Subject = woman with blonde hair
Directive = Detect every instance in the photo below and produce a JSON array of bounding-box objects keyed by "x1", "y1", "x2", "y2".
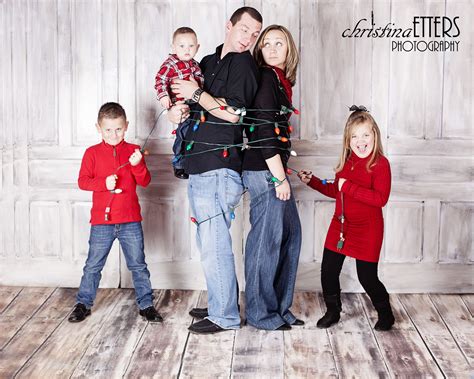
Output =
[
  {"x1": 298, "y1": 107, "x2": 395, "y2": 331},
  {"x1": 242, "y1": 25, "x2": 303, "y2": 330}
]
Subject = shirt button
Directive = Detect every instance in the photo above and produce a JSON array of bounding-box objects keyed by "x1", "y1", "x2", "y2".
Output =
[{"x1": 212, "y1": 73, "x2": 215, "y2": 76}]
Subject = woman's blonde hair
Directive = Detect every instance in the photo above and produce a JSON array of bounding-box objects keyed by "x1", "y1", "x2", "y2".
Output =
[
  {"x1": 253, "y1": 25, "x2": 299, "y2": 85},
  {"x1": 335, "y1": 111, "x2": 384, "y2": 173}
]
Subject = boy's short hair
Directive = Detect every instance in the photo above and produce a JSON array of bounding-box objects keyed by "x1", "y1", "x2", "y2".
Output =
[
  {"x1": 230, "y1": 6, "x2": 262, "y2": 25},
  {"x1": 97, "y1": 102, "x2": 127, "y2": 123},
  {"x1": 172, "y1": 27, "x2": 197, "y2": 41}
]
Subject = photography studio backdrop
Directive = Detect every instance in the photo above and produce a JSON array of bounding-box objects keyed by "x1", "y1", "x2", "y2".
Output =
[{"x1": 0, "y1": 0, "x2": 472, "y2": 292}]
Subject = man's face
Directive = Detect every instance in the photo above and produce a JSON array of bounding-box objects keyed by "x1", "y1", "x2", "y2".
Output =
[
  {"x1": 96, "y1": 117, "x2": 128, "y2": 146},
  {"x1": 225, "y1": 12, "x2": 262, "y2": 53}
]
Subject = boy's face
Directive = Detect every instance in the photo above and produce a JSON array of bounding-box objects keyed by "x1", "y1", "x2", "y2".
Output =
[
  {"x1": 96, "y1": 117, "x2": 128, "y2": 146},
  {"x1": 172, "y1": 33, "x2": 199, "y2": 61},
  {"x1": 225, "y1": 12, "x2": 262, "y2": 53}
]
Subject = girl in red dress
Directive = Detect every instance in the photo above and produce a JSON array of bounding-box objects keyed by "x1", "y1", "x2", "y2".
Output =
[{"x1": 298, "y1": 107, "x2": 395, "y2": 331}]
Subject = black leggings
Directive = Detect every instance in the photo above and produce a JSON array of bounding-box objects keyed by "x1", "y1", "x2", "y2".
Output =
[{"x1": 321, "y1": 248, "x2": 389, "y2": 304}]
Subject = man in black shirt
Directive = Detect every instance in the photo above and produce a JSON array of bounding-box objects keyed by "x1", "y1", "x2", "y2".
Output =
[{"x1": 168, "y1": 7, "x2": 262, "y2": 334}]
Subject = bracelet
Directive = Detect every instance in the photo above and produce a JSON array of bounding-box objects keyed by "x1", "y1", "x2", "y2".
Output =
[{"x1": 191, "y1": 88, "x2": 204, "y2": 103}]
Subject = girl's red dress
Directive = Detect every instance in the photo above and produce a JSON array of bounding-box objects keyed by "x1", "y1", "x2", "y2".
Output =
[{"x1": 308, "y1": 153, "x2": 391, "y2": 262}]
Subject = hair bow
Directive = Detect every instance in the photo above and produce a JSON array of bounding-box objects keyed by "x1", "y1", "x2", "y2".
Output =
[{"x1": 349, "y1": 105, "x2": 369, "y2": 112}]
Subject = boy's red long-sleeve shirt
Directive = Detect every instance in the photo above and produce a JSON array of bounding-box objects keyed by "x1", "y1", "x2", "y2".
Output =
[
  {"x1": 78, "y1": 140, "x2": 151, "y2": 225},
  {"x1": 308, "y1": 153, "x2": 391, "y2": 262}
]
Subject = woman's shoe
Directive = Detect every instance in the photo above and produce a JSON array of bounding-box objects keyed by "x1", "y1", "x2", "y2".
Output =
[{"x1": 373, "y1": 300, "x2": 395, "y2": 331}]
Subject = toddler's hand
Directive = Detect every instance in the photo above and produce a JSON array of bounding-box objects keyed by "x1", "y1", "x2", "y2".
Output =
[
  {"x1": 106, "y1": 174, "x2": 118, "y2": 190},
  {"x1": 159, "y1": 96, "x2": 172, "y2": 109},
  {"x1": 338, "y1": 178, "x2": 346, "y2": 191},
  {"x1": 167, "y1": 101, "x2": 190, "y2": 124},
  {"x1": 297, "y1": 170, "x2": 312, "y2": 184},
  {"x1": 129, "y1": 149, "x2": 143, "y2": 166}
]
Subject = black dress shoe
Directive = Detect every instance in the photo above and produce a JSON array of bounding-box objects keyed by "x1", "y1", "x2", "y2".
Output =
[
  {"x1": 276, "y1": 324, "x2": 292, "y2": 331},
  {"x1": 189, "y1": 307, "x2": 208, "y2": 319},
  {"x1": 292, "y1": 318, "x2": 305, "y2": 326},
  {"x1": 68, "y1": 303, "x2": 91, "y2": 323},
  {"x1": 174, "y1": 168, "x2": 189, "y2": 179},
  {"x1": 188, "y1": 319, "x2": 228, "y2": 334},
  {"x1": 139, "y1": 306, "x2": 163, "y2": 322}
]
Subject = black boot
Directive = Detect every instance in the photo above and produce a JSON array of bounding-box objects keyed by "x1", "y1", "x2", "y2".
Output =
[
  {"x1": 317, "y1": 293, "x2": 342, "y2": 329},
  {"x1": 373, "y1": 299, "x2": 395, "y2": 331}
]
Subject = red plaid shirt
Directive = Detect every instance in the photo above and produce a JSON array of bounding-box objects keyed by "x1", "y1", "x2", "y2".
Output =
[{"x1": 154, "y1": 54, "x2": 204, "y2": 102}]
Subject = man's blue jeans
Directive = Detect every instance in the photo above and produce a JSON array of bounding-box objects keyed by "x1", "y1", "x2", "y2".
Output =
[
  {"x1": 243, "y1": 170, "x2": 302, "y2": 330},
  {"x1": 76, "y1": 222, "x2": 154, "y2": 310},
  {"x1": 188, "y1": 168, "x2": 243, "y2": 329}
]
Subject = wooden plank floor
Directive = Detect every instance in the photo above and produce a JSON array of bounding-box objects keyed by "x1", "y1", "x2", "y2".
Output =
[{"x1": 0, "y1": 288, "x2": 472, "y2": 378}]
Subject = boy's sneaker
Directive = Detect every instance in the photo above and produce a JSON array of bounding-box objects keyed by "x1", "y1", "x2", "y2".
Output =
[
  {"x1": 139, "y1": 306, "x2": 163, "y2": 322},
  {"x1": 174, "y1": 168, "x2": 189, "y2": 179},
  {"x1": 68, "y1": 303, "x2": 91, "y2": 323}
]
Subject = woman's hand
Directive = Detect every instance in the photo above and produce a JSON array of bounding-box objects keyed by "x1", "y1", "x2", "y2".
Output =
[
  {"x1": 167, "y1": 101, "x2": 190, "y2": 124},
  {"x1": 338, "y1": 178, "x2": 346, "y2": 191},
  {"x1": 297, "y1": 170, "x2": 312, "y2": 184},
  {"x1": 275, "y1": 179, "x2": 291, "y2": 201}
]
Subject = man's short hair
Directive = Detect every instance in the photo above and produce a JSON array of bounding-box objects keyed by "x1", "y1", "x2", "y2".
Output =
[
  {"x1": 173, "y1": 27, "x2": 197, "y2": 41},
  {"x1": 230, "y1": 6, "x2": 262, "y2": 25},
  {"x1": 97, "y1": 102, "x2": 127, "y2": 123}
]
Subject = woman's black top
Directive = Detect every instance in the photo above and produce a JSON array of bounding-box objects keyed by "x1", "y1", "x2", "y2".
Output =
[{"x1": 242, "y1": 67, "x2": 292, "y2": 171}]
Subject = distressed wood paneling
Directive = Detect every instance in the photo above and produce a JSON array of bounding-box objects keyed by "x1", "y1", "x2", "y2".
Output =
[
  {"x1": 384, "y1": 202, "x2": 423, "y2": 263},
  {"x1": 439, "y1": 202, "x2": 473, "y2": 263},
  {"x1": 0, "y1": 0, "x2": 472, "y2": 292}
]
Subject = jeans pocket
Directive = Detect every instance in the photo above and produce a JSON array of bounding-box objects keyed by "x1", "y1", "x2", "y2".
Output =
[
  {"x1": 225, "y1": 170, "x2": 243, "y2": 207},
  {"x1": 189, "y1": 172, "x2": 218, "y2": 198}
]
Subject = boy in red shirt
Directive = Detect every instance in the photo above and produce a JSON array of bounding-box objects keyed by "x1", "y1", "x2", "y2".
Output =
[{"x1": 68, "y1": 102, "x2": 162, "y2": 323}]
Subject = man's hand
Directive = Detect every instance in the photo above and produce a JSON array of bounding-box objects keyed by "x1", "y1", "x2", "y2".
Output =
[
  {"x1": 106, "y1": 174, "x2": 118, "y2": 190},
  {"x1": 129, "y1": 149, "x2": 143, "y2": 166},
  {"x1": 171, "y1": 77, "x2": 199, "y2": 100},
  {"x1": 167, "y1": 100, "x2": 190, "y2": 124}
]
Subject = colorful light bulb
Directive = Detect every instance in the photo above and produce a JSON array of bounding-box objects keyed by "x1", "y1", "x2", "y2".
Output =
[
  {"x1": 290, "y1": 150, "x2": 297, "y2": 157},
  {"x1": 222, "y1": 148, "x2": 229, "y2": 158},
  {"x1": 193, "y1": 121, "x2": 200, "y2": 131},
  {"x1": 220, "y1": 105, "x2": 226, "y2": 110},
  {"x1": 292, "y1": 107, "x2": 300, "y2": 115},
  {"x1": 249, "y1": 124, "x2": 255, "y2": 132},
  {"x1": 190, "y1": 217, "x2": 198, "y2": 225},
  {"x1": 322, "y1": 179, "x2": 327, "y2": 185},
  {"x1": 288, "y1": 125, "x2": 294, "y2": 133},
  {"x1": 172, "y1": 129, "x2": 177, "y2": 135},
  {"x1": 186, "y1": 141, "x2": 194, "y2": 151},
  {"x1": 278, "y1": 136, "x2": 288, "y2": 142},
  {"x1": 286, "y1": 168, "x2": 293, "y2": 175},
  {"x1": 200, "y1": 111, "x2": 206, "y2": 122},
  {"x1": 274, "y1": 123, "x2": 280, "y2": 135}
]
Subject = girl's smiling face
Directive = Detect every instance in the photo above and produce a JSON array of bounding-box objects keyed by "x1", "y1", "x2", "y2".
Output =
[{"x1": 350, "y1": 122, "x2": 374, "y2": 158}]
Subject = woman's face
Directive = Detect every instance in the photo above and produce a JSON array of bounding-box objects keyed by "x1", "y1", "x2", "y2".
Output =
[{"x1": 261, "y1": 29, "x2": 288, "y2": 70}]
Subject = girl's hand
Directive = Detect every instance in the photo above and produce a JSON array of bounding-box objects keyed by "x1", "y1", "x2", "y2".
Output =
[
  {"x1": 106, "y1": 174, "x2": 118, "y2": 190},
  {"x1": 275, "y1": 179, "x2": 291, "y2": 201},
  {"x1": 129, "y1": 149, "x2": 143, "y2": 166},
  {"x1": 338, "y1": 178, "x2": 346, "y2": 191},
  {"x1": 297, "y1": 170, "x2": 312, "y2": 184}
]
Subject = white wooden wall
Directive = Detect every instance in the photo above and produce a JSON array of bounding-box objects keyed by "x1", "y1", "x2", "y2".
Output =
[{"x1": 0, "y1": 0, "x2": 472, "y2": 292}]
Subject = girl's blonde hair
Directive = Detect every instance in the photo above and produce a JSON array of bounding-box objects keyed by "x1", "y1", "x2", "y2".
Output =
[
  {"x1": 253, "y1": 25, "x2": 299, "y2": 85},
  {"x1": 335, "y1": 111, "x2": 384, "y2": 173}
]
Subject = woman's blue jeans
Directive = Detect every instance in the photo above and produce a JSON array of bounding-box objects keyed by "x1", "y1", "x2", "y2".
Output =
[{"x1": 243, "y1": 170, "x2": 302, "y2": 330}]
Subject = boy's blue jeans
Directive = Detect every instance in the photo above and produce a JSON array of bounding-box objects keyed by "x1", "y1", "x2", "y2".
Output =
[
  {"x1": 188, "y1": 168, "x2": 243, "y2": 329},
  {"x1": 76, "y1": 222, "x2": 154, "y2": 310},
  {"x1": 242, "y1": 170, "x2": 302, "y2": 330}
]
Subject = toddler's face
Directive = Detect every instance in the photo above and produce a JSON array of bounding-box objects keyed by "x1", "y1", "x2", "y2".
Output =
[
  {"x1": 172, "y1": 33, "x2": 199, "y2": 61},
  {"x1": 96, "y1": 117, "x2": 128, "y2": 146},
  {"x1": 349, "y1": 122, "x2": 375, "y2": 158}
]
